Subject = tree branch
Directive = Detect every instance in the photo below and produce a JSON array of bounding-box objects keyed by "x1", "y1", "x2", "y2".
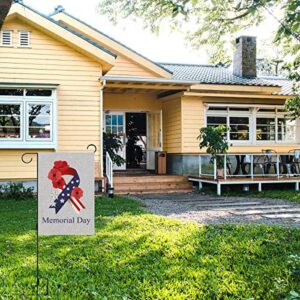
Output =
[{"x1": 0, "y1": 0, "x2": 13, "y2": 30}]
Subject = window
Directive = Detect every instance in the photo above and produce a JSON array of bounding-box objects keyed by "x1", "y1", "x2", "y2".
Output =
[
  {"x1": 229, "y1": 117, "x2": 249, "y2": 141},
  {"x1": 0, "y1": 104, "x2": 21, "y2": 139},
  {"x1": 105, "y1": 114, "x2": 124, "y2": 135},
  {"x1": 19, "y1": 31, "x2": 30, "y2": 47},
  {"x1": 206, "y1": 106, "x2": 250, "y2": 142},
  {"x1": 256, "y1": 108, "x2": 296, "y2": 143},
  {"x1": 1, "y1": 30, "x2": 12, "y2": 46},
  {"x1": 256, "y1": 117, "x2": 276, "y2": 141},
  {"x1": 206, "y1": 105, "x2": 297, "y2": 145},
  {"x1": 27, "y1": 104, "x2": 51, "y2": 139},
  {"x1": 0, "y1": 88, "x2": 56, "y2": 149}
]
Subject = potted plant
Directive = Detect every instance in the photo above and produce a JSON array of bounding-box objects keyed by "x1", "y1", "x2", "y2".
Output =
[
  {"x1": 197, "y1": 125, "x2": 229, "y2": 178},
  {"x1": 103, "y1": 132, "x2": 126, "y2": 168}
]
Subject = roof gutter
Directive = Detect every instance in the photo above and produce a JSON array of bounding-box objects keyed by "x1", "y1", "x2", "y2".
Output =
[{"x1": 100, "y1": 76, "x2": 198, "y2": 86}]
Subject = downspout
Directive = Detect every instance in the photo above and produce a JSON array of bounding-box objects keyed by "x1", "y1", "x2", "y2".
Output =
[{"x1": 100, "y1": 79, "x2": 106, "y2": 191}]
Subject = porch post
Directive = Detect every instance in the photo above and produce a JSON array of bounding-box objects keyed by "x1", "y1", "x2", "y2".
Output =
[{"x1": 100, "y1": 80, "x2": 106, "y2": 191}]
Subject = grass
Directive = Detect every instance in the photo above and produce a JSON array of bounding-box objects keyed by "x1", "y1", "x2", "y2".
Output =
[
  {"x1": 0, "y1": 197, "x2": 300, "y2": 299},
  {"x1": 201, "y1": 184, "x2": 300, "y2": 204}
]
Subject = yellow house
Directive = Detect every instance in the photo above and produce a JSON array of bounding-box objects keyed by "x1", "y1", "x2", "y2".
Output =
[{"x1": 0, "y1": 1, "x2": 296, "y2": 193}]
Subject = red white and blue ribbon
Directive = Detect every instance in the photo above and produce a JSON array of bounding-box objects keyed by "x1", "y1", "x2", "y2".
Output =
[{"x1": 48, "y1": 161, "x2": 85, "y2": 214}]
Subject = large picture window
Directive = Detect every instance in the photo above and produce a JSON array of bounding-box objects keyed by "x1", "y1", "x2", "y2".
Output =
[
  {"x1": 206, "y1": 105, "x2": 297, "y2": 145},
  {"x1": 0, "y1": 88, "x2": 56, "y2": 149},
  {"x1": 206, "y1": 107, "x2": 250, "y2": 142}
]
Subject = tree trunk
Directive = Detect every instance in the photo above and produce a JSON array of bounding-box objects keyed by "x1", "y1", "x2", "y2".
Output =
[{"x1": 0, "y1": 0, "x2": 13, "y2": 30}]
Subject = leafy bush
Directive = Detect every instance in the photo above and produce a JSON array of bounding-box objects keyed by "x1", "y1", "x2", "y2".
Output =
[
  {"x1": 0, "y1": 182, "x2": 34, "y2": 200},
  {"x1": 198, "y1": 125, "x2": 229, "y2": 168}
]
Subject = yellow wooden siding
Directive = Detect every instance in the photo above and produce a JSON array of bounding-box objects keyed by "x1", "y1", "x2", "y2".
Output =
[
  {"x1": 162, "y1": 98, "x2": 182, "y2": 153},
  {"x1": 104, "y1": 93, "x2": 162, "y2": 111},
  {"x1": 57, "y1": 20, "x2": 160, "y2": 78},
  {"x1": 107, "y1": 56, "x2": 160, "y2": 78},
  {"x1": 181, "y1": 95, "x2": 299, "y2": 154},
  {"x1": 0, "y1": 19, "x2": 102, "y2": 180}
]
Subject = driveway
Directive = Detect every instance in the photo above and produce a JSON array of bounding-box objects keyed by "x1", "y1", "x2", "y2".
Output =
[{"x1": 134, "y1": 192, "x2": 300, "y2": 227}]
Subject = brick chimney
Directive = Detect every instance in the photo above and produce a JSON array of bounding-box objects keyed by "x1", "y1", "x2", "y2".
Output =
[{"x1": 233, "y1": 36, "x2": 257, "y2": 78}]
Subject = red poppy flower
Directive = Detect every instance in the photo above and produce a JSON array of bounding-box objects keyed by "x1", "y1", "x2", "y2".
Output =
[
  {"x1": 54, "y1": 161, "x2": 69, "y2": 173},
  {"x1": 52, "y1": 178, "x2": 66, "y2": 190},
  {"x1": 48, "y1": 168, "x2": 62, "y2": 182},
  {"x1": 71, "y1": 187, "x2": 83, "y2": 199}
]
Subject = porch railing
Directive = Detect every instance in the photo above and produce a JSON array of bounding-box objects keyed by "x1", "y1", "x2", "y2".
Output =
[
  {"x1": 198, "y1": 153, "x2": 300, "y2": 180},
  {"x1": 106, "y1": 152, "x2": 113, "y2": 188}
]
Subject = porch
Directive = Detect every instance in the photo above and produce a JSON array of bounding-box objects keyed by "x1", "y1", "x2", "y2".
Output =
[{"x1": 189, "y1": 152, "x2": 300, "y2": 195}]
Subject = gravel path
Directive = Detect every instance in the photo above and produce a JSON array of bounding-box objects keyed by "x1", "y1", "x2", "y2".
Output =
[{"x1": 133, "y1": 192, "x2": 300, "y2": 227}]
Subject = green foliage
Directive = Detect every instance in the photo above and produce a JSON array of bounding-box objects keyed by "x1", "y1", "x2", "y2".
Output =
[
  {"x1": 284, "y1": 58, "x2": 300, "y2": 119},
  {"x1": 0, "y1": 182, "x2": 34, "y2": 201},
  {"x1": 0, "y1": 196, "x2": 300, "y2": 298},
  {"x1": 97, "y1": 0, "x2": 299, "y2": 64},
  {"x1": 198, "y1": 126, "x2": 229, "y2": 167},
  {"x1": 103, "y1": 132, "x2": 126, "y2": 167}
]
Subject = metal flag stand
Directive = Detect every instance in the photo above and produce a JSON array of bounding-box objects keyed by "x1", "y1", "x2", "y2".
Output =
[{"x1": 21, "y1": 144, "x2": 97, "y2": 299}]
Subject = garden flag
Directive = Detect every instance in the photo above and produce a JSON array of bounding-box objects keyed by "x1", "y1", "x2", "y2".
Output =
[{"x1": 38, "y1": 153, "x2": 95, "y2": 236}]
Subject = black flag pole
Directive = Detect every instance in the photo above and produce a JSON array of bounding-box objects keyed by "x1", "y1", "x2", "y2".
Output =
[
  {"x1": 21, "y1": 145, "x2": 97, "y2": 298},
  {"x1": 21, "y1": 152, "x2": 39, "y2": 299}
]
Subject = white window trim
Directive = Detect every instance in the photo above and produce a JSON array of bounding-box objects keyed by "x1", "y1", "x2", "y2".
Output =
[
  {"x1": 0, "y1": 88, "x2": 57, "y2": 149},
  {"x1": 205, "y1": 104, "x2": 298, "y2": 146},
  {"x1": 1, "y1": 30, "x2": 13, "y2": 47},
  {"x1": 18, "y1": 30, "x2": 31, "y2": 48}
]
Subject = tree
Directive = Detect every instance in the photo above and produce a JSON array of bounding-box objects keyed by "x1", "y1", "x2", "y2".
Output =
[
  {"x1": 98, "y1": 0, "x2": 300, "y2": 115},
  {"x1": 0, "y1": 0, "x2": 13, "y2": 30}
]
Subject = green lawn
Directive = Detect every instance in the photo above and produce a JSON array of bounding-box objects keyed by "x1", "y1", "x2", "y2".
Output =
[{"x1": 1, "y1": 197, "x2": 300, "y2": 299}]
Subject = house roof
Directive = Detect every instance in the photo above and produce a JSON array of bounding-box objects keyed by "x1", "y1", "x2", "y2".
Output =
[
  {"x1": 7, "y1": 1, "x2": 116, "y2": 72},
  {"x1": 50, "y1": 8, "x2": 173, "y2": 78},
  {"x1": 158, "y1": 63, "x2": 296, "y2": 96}
]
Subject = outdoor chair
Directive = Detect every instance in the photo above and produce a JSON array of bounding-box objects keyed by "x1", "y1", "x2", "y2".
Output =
[
  {"x1": 262, "y1": 149, "x2": 278, "y2": 175},
  {"x1": 252, "y1": 154, "x2": 266, "y2": 176},
  {"x1": 288, "y1": 149, "x2": 300, "y2": 176}
]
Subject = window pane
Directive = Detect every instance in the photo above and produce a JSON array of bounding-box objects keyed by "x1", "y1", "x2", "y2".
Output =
[
  {"x1": 106, "y1": 115, "x2": 111, "y2": 125},
  {"x1": 277, "y1": 118, "x2": 296, "y2": 141},
  {"x1": 26, "y1": 89, "x2": 52, "y2": 97},
  {"x1": 0, "y1": 89, "x2": 23, "y2": 96},
  {"x1": 207, "y1": 116, "x2": 226, "y2": 126},
  {"x1": 112, "y1": 115, "x2": 117, "y2": 125},
  {"x1": 28, "y1": 104, "x2": 51, "y2": 139},
  {"x1": 0, "y1": 104, "x2": 21, "y2": 139},
  {"x1": 208, "y1": 107, "x2": 227, "y2": 112},
  {"x1": 229, "y1": 117, "x2": 249, "y2": 140},
  {"x1": 118, "y1": 115, "x2": 123, "y2": 126},
  {"x1": 256, "y1": 118, "x2": 275, "y2": 141}
]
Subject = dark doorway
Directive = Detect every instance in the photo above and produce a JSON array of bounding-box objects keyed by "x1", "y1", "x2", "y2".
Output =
[{"x1": 126, "y1": 112, "x2": 147, "y2": 169}]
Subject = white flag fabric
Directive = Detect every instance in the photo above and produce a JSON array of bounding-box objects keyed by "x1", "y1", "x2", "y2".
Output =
[{"x1": 38, "y1": 153, "x2": 95, "y2": 236}]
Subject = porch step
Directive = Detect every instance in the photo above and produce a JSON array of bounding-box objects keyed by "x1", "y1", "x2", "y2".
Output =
[{"x1": 113, "y1": 175, "x2": 193, "y2": 194}]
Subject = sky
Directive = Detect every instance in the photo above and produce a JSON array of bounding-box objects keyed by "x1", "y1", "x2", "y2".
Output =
[{"x1": 24, "y1": 0, "x2": 278, "y2": 64}]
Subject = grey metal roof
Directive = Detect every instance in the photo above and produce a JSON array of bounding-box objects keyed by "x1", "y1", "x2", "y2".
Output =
[{"x1": 160, "y1": 63, "x2": 281, "y2": 87}]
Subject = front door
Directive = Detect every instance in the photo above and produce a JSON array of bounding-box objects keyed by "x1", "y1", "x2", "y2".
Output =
[
  {"x1": 105, "y1": 112, "x2": 126, "y2": 170},
  {"x1": 146, "y1": 111, "x2": 163, "y2": 170}
]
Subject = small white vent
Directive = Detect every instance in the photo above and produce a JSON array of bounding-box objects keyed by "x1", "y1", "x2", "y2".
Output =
[
  {"x1": 1, "y1": 31, "x2": 12, "y2": 46},
  {"x1": 19, "y1": 31, "x2": 30, "y2": 47}
]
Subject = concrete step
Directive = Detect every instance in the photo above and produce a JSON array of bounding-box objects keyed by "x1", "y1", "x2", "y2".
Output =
[
  {"x1": 263, "y1": 213, "x2": 300, "y2": 219},
  {"x1": 233, "y1": 208, "x2": 300, "y2": 215}
]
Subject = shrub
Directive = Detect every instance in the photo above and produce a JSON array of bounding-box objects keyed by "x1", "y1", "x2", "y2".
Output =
[{"x1": 0, "y1": 182, "x2": 34, "y2": 201}]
